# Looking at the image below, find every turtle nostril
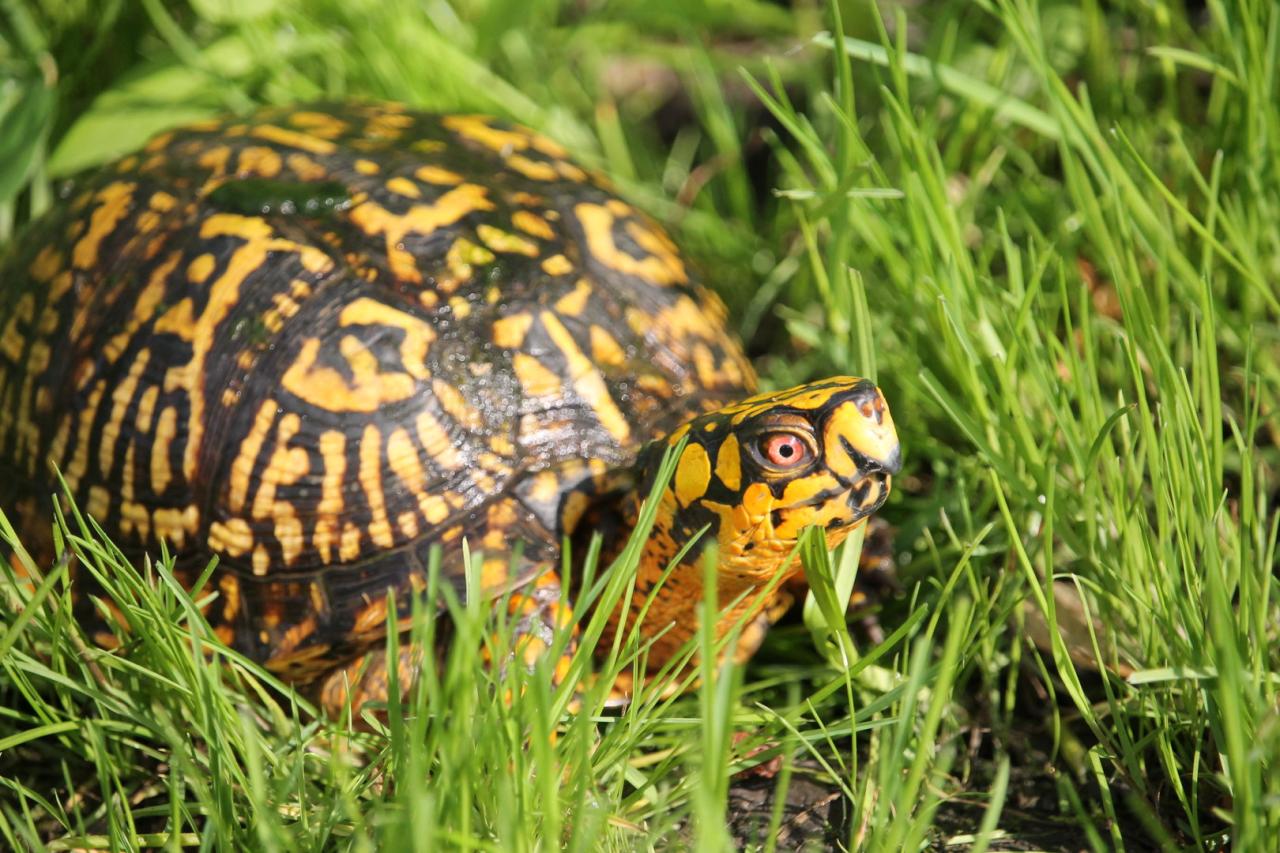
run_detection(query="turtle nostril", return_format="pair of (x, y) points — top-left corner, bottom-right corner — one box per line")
(881, 445), (902, 476)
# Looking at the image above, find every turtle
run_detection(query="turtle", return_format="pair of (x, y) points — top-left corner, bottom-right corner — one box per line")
(0, 103), (900, 714)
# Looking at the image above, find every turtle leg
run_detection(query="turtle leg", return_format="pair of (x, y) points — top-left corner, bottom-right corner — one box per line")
(318, 644), (426, 719)
(316, 571), (579, 718)
(316, 496), (579, 719)
(494, 568), (578, 686)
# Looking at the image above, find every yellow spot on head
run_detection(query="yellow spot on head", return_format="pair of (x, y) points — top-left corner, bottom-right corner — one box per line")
(715, 433), (741, 491)
(359, 424), (396, 549)
(674, 443), (711, 507)
(780, 473), (839, 507)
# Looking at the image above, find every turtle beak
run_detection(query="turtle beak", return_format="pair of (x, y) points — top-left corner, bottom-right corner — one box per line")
(823, 379), (901, 473)
(817, 379), (901, 520)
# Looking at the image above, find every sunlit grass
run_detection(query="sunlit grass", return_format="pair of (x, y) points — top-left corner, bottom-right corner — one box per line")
(1, 0), (1278, 848)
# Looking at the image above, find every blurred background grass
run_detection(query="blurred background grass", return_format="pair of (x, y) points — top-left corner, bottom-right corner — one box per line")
(1, 0), (1278, 849)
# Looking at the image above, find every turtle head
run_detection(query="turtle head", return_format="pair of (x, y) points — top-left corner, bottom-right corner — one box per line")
(650, 377), (900, 579)
(599, 376), (899, 677)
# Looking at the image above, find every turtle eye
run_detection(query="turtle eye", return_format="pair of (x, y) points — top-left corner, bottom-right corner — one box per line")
(760, 433), (811, 468)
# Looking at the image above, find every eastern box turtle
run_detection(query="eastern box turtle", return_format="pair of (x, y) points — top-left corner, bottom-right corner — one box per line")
(0, 103), (900, 713)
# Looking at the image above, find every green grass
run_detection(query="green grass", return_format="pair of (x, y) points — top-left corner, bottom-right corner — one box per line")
(2, 0), (1278, 848)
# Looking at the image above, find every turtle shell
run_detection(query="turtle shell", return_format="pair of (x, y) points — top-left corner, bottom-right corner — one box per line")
(0, 103), (755, 672)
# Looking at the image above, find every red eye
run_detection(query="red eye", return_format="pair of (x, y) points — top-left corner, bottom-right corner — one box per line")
(760, 433), (810, 468)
